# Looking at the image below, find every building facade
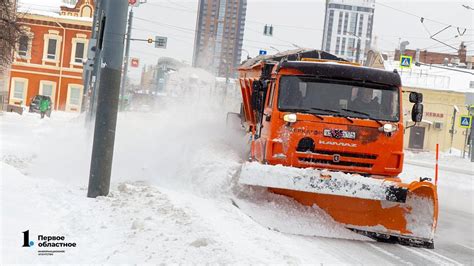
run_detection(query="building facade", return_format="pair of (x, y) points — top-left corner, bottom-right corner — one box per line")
(394, 42), (468, 65)
(8, 0), (94, 112)
(192, 0), (247, 78)
(321, 0), (375, 63)
(402, 87), (470, 153)
(0, 0), (17, 110)
(394, 63), (472, 153)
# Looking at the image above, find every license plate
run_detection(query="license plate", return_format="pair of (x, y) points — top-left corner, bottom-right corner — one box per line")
(323, 129), (356, 139)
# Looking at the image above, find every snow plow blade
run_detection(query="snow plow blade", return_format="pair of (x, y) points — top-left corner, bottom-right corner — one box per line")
(239, 162), (438, 248)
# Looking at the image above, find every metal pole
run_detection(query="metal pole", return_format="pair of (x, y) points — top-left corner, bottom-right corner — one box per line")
(470, 106), (474, 162)
(449, 108), (457, 153)
(463, 128), (468, 158)
(355, 39), (361, 63)
(87, 0), (128, 198)
(120, 7), (133, 111)
(470, 126), (474, 162)
(81, 0), (100, 113)
(88, 1), (106, 122)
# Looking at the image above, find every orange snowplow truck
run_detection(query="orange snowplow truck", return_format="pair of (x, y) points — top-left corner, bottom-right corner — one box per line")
(234, 49), (438, 248)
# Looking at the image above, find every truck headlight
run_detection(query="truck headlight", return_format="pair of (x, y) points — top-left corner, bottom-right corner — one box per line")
(383, 123), (397, 133)
(283, 113), (297, 123)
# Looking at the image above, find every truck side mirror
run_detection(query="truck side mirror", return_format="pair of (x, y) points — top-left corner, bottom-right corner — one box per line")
(412, 103), (423, 122)
(409, 92), (423, 103)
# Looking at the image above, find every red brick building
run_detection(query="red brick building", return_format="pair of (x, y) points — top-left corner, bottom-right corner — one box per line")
(394, 42), (467, 65)
(8, 0), (94, 112)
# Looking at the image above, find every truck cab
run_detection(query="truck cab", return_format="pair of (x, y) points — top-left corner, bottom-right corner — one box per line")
(238, 50), (423, 178)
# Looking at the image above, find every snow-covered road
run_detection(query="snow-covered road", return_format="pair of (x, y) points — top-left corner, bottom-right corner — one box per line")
(1, 103), (473, 264)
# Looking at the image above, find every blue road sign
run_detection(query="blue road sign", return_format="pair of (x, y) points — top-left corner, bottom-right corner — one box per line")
(400, 55), (412, 68)
(460, 115), (472, 129)
(259, 50), (267, 55)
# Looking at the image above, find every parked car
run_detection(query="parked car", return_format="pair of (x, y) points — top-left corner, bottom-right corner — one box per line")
(29, 95), (52, 117)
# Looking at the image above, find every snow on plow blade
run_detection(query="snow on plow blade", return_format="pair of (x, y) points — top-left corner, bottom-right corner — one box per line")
(239, 162), (438, 248)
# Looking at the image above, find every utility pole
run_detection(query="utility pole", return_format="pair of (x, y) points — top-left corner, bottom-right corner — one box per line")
(88, 0), (106, 122)
(469, 105), (474, 162)
(120, 7), (133, 111)
(355, 39), (361, 63)
(87, 0), (129, 198)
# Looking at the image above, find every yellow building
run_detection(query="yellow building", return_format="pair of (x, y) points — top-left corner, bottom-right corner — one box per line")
(394, 63), (472, 153)
(366, 50), (473, 153)
(401, 87), (469, 152)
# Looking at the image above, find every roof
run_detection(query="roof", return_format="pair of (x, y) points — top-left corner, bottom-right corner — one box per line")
(17, 0), (93, 22)
(280, 61), (402, 87)
(18, 0), (63, 13)
(240, 49), (346, 68)
(384, 60), (474, 93)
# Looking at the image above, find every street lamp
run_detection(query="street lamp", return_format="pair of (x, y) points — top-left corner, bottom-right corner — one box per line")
(241, 48), (251, 60)
(348, 31), (361, 63)
(269, 46), (280, 53)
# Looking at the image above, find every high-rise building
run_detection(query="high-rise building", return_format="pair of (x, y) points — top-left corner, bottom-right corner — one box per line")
(321, 0), (375, 62)
(192, 0), (247, 78)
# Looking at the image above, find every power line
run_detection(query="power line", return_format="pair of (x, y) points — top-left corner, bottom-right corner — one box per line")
(133, 16), (297, 49)
(376, 2), (474, 30)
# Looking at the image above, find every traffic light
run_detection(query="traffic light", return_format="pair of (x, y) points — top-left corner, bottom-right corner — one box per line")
(147, 38), (153, 44)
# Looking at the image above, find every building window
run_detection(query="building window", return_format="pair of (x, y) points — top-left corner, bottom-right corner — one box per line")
(69, 87), (81, 105)
(343, 12), (349, 34)
(74, 42), (85, 63)
(341, 37), (346, 55)
(366, 15), (373, 38)
(43, 30), (62, 64)
(39, 81), (56, 101)
(47, 39), (58, 60)
(71, 34), (88, 66)
(325, 10), (334, 51)
(358, 14), (364, 37)
(18, 35), (29, 56)
(66, 84), (83, 111)
(337, 11), (343, 34)
(349, 13), (357, 35)
(10, 78), (28, 104)
(335, 37), (341, 54)
(16, 27), (34, 60)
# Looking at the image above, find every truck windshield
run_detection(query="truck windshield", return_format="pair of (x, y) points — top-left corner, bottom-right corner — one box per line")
(278, 76), (400, 122)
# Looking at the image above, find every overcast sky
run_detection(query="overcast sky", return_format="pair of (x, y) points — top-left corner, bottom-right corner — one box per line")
(127, 0), (473, 82)
(17, 0), (474, 82)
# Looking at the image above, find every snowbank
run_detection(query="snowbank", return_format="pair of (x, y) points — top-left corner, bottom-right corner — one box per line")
(1, 86), (473, 263)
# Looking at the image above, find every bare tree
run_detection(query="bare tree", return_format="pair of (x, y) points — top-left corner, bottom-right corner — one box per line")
(0, 0), (22, 72)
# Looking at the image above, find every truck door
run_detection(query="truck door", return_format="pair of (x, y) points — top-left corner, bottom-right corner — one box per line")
(253, 81), (275, 162)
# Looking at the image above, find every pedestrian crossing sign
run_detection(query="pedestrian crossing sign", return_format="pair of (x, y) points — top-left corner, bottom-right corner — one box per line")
(400, 55), (412, 68)
(459, 115), (472, 129)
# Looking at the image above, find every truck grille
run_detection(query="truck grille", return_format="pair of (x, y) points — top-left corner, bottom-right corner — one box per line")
(298, 157), (373, 168)
(312, 149), (377, 160)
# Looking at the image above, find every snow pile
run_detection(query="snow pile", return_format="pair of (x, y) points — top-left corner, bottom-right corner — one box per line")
(2, 75), (473, 263)
(405, 149), (473, 173)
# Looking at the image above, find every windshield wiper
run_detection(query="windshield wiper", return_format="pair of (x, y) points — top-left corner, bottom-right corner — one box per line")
(311, 108), (354, 123)
(280, 108), (324, 120)
(310, 107), (339, 114)
(341, 108), (383, 126)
